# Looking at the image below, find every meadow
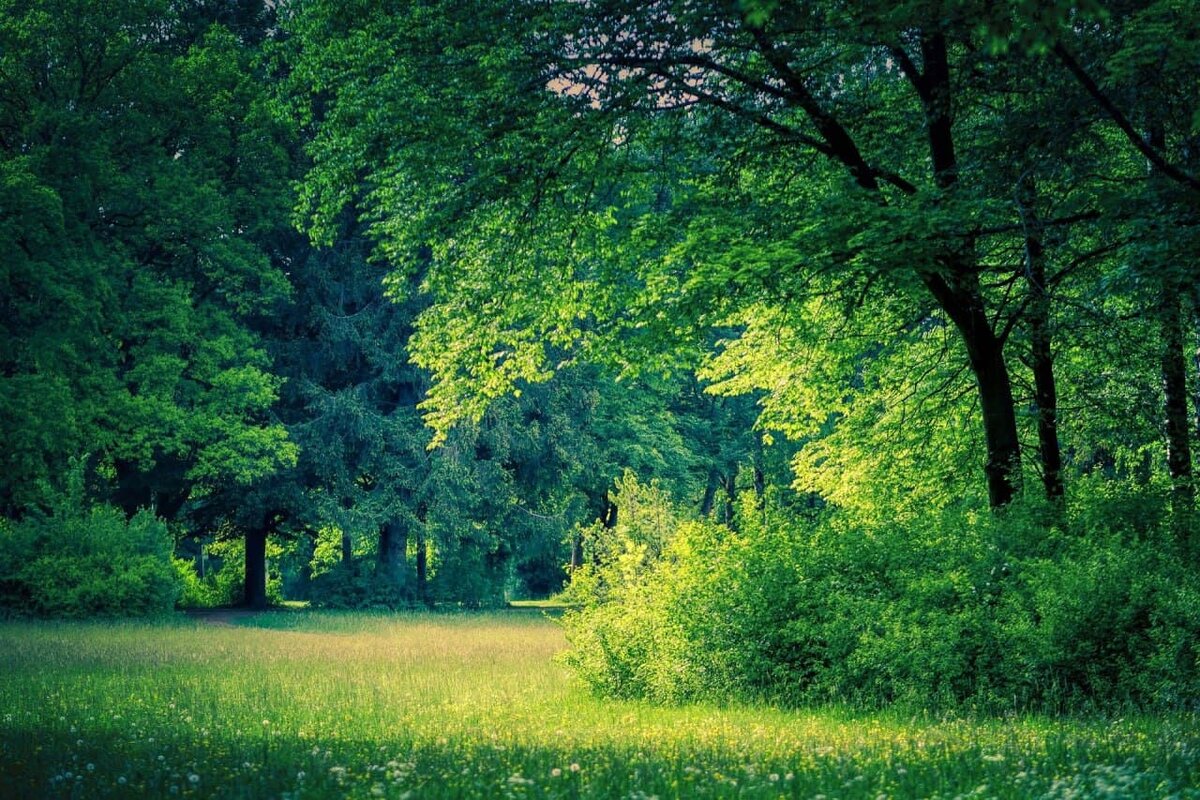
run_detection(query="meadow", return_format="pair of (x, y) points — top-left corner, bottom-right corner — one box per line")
(1, 611), (1197, 799)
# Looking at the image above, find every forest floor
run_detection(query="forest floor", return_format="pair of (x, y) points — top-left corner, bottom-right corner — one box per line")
(1, 612), (1196, 799)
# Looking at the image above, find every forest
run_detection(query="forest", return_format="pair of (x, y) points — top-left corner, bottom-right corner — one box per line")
(4, 1), (1200, 797)
(3, 0), (1200, 724)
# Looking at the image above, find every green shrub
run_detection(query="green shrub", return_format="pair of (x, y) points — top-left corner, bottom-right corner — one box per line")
(305, 526), (424, 610)
(428, 538), (510, 609)
(309, 561), (376, 608)
(174, 556), (221, 607)
(561, 481), (1200, 712)
(0, 504), (179, 617)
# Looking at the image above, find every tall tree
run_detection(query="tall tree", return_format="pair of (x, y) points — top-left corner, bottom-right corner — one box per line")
(0, 0), (297, 522)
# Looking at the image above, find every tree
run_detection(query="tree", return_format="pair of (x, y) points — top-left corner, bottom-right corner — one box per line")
(281, 0), (1097, 510)
(1043, 0), (1200, 540)
(0, 1), (300, 612)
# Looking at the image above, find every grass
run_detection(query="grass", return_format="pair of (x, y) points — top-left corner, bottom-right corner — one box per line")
(0, 612), (1196, 799)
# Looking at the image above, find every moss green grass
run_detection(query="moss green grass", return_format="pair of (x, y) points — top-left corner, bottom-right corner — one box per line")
(1, 612), (1196, 798)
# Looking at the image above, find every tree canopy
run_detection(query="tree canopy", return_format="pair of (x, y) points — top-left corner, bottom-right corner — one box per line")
(280, 0), (1198, 519)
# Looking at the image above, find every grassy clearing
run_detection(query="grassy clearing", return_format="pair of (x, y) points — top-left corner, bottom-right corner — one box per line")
(0, 612), (1196, 799)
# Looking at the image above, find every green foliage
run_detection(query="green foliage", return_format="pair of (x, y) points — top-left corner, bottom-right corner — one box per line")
(559, 473), (681, 607)
(0, 468), (178, 617)
(0, 0), (1198, 735)
(563, 484), (1200, 711)
(305, 530), (414, 610)
(173, 557), (221, 609)
(0, 0), (298, 515)
(308, 563), (378, 610)
(173, 534), (284, 608)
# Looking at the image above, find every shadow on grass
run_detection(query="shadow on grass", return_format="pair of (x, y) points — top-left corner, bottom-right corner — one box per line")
(3, 717), (1198, 800)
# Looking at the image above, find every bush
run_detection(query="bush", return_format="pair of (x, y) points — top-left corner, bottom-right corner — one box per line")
(427, 537), (510, 608)
(309, 561), (377, 608)
(174, 556), (221, 607)
(0, 503), (179, 617)
(561, 481), (1200, 712)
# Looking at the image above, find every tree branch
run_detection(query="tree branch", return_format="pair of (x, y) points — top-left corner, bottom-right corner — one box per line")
(1053, 42), (1200, 192)
(746, 24), (890, 192)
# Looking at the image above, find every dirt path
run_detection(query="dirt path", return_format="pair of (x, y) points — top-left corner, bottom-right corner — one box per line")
(183, 609), (261, 627)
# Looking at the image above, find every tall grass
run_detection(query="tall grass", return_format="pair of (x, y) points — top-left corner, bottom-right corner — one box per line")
(1, 611), (1196, 798)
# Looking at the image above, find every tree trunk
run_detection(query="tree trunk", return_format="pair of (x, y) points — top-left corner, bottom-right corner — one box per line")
(377, 520), (408, 589)
(915, 33), (1022, 507)
(754, 28), (1023, 508)
(699, 468), (720, 517)
(294, 532), (316, 602)
(341, 530), (354, 567)
(1192, 287), (1200, 453)
(959, 309), (1022, 508)
(601, 493), (618, 529)
(1160, 284), (1195, 517)
(415, 531), (429, 606)
(1026, 246), (1065, 501)
(591, 494), (618, 568)
(569, 530), (583, 570)
(243, 525), (268, 610)
(1019, 178), (1065, 500)
(921, 270), (1023, 508)
(722, 464), (739, 527)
